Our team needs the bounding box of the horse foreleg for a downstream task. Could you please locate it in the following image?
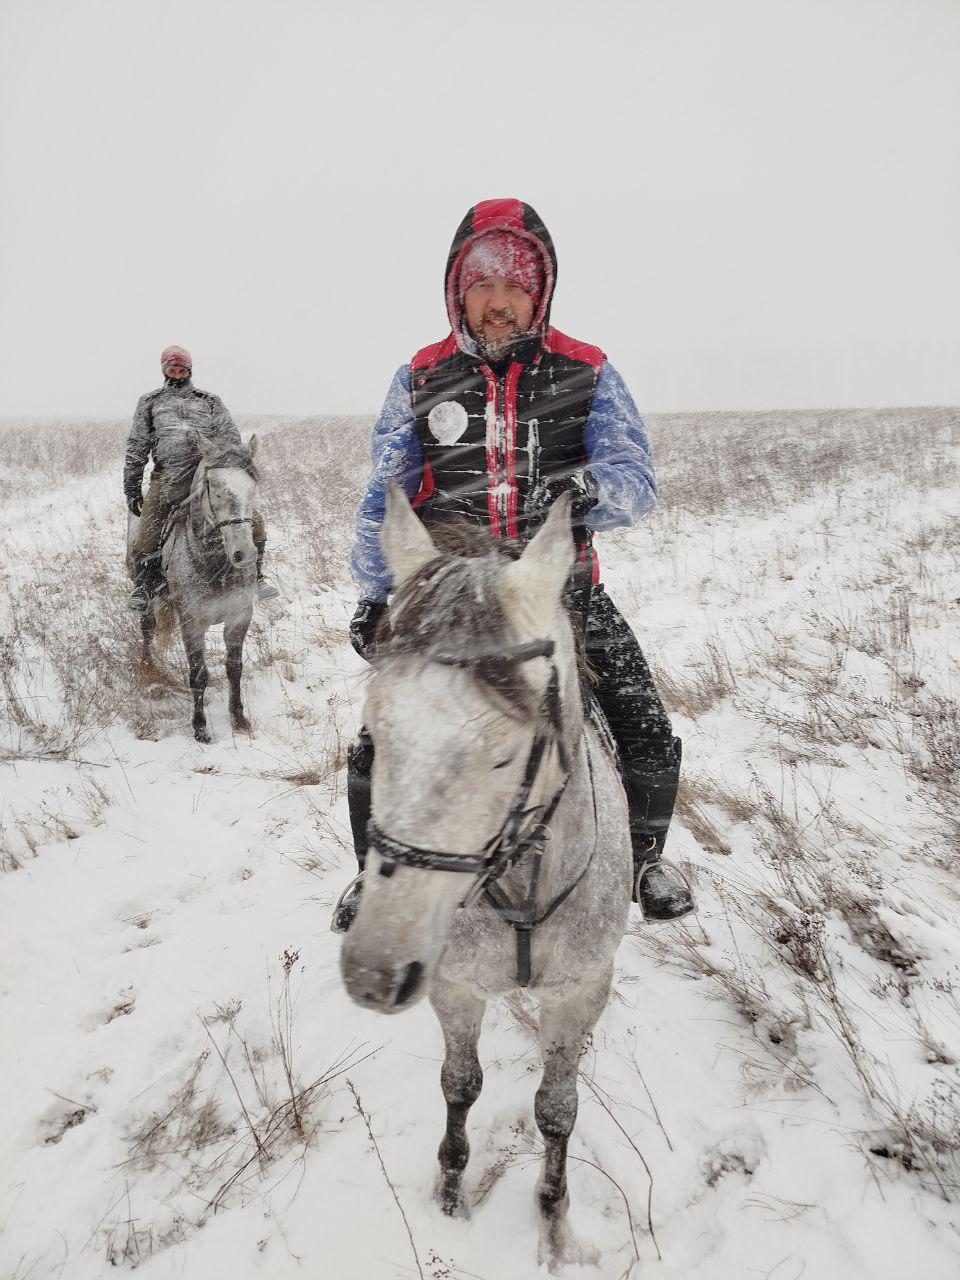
[534,964,612,1270]
[430,977,486,1217]
[224,615,251,733]
[180,619,211,743]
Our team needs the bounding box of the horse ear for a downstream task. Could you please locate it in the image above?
[504,493,576,610]
[381,481,437,589]
[246,433,258,458]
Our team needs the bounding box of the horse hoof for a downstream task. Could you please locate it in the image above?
[194,727,212,744]
[231,714,251,734]
[537,1218,598,1272]
[434,1174,469,1219]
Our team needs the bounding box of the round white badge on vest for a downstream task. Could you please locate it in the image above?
[427,400,469,445]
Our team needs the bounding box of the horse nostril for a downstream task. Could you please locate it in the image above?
[394,961,424,1007]
[233,549,244,564]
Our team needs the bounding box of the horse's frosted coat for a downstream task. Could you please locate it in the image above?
[340,487,633,1269]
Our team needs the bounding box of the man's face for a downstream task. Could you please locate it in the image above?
[464,277,536,358]
[164,363,190,381]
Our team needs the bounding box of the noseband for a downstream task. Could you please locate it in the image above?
[365,637,598,985]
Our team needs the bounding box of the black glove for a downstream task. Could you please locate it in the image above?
[127,493,143,517]
[525,469,599,530]
[350,599,388,662]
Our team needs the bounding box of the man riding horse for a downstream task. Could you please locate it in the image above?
[336,198,694,932]
[124,345,278,610]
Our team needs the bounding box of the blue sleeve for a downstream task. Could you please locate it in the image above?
[583,360,657,531]
[350,365,423,602]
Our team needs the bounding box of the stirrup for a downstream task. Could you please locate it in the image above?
[634,857,695,891]
[330,872,365,934]
[634,844,696,922]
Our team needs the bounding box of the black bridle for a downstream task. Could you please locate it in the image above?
[179,467,255,584]
[365,637,599,986]
[202,469,255,533]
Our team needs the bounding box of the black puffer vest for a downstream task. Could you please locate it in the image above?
[409,200,605,548]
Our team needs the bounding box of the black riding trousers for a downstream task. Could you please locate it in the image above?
[584,585,677,770]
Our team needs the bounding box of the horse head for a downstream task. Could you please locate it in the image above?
[341,484,579,1013]
[191,432,260,570]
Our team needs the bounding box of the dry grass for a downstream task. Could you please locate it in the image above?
[115,954,377,1262]
[0,778,114,873]
[650,637,738,719]
[0,419,125,502]
[636,768,960,1199]
[645,405,959,520]
[252,415,370,590]
[674,782,734,856]
[0,533,176,754]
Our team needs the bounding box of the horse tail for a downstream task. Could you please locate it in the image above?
[152,596,178,650]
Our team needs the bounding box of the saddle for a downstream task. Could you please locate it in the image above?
[584,689,620,774]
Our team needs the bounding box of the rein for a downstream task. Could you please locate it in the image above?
[366,637,599,986]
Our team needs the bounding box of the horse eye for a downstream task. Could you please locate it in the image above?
[492,755,514,770]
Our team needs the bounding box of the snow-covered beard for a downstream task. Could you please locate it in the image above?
[470,311,526,361]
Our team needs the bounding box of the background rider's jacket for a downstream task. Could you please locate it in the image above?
[124,381,242,504]
[351,199,658,603]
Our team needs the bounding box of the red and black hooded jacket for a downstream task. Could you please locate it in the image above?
[409,198,606,547]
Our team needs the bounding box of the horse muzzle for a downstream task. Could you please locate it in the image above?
[341,954,426,1014]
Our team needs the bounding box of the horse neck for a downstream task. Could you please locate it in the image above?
[189,471,211,546]
[514,602,584,762]
[187,466,228,569]
[500,613,589,900]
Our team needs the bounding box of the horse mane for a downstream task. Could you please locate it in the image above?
[381,519,539,718]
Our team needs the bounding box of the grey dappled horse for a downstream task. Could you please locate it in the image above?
[142,433,259,743]
[341,487,633,1270]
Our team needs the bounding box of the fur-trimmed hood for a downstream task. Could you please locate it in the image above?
[444,199,557,354]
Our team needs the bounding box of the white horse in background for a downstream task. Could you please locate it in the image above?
[340,487,633,1269]
[141,433,260,742]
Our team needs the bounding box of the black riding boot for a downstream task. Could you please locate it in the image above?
[585,586,695,922]
[331,729,374,933]
[127,553,163,612]
[622,739,695,921]
[254,540,279,602]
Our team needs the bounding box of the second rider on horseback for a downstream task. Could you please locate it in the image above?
[124,345,278,610]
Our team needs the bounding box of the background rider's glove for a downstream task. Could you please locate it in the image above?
[525,469,599,530]
[127,492,143,517]
[350,598,388,662]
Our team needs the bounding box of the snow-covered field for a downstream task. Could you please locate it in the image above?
[1,407,958,1279]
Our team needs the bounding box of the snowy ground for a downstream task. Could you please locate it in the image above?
[1,408,959,1279]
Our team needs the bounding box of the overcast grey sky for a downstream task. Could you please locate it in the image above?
[1,0,958,418]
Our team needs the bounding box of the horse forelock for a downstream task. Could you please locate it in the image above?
[200,444,260,484]
[383,547,539,718]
